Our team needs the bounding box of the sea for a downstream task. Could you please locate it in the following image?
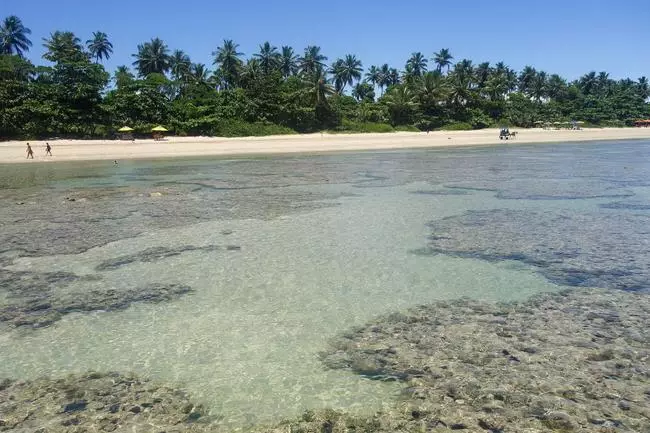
[0,139,648,426]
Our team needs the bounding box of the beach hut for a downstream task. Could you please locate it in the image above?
[151,126,168,141]
[117,126,134,140]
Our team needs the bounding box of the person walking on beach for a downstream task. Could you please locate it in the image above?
[26,143,34,159]
[45,142,52,156]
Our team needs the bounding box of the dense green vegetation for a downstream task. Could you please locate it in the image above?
[1,15,648,139]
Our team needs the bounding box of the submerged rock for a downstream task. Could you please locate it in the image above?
[0,268,193,328]
[415,209,650,292]
[0,372,212,432]
[317,288,650,432]
[95,244,227,271]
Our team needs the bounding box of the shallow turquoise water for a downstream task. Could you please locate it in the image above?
[1,140,649,426]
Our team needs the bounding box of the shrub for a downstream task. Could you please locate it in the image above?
[438,122,473,131]
[211,120,296,137]
[329,120,395,133]
[394,125,420,132]
[599,119,626,128]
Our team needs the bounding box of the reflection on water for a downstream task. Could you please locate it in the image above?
[1,140,649,427]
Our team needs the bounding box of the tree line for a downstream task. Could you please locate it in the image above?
[1,15,648,139]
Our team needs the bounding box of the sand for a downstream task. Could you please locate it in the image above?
[2,128,650,163]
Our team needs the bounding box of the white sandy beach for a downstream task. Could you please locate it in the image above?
[2,128,650,164]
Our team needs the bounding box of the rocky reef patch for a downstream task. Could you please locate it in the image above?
[414,209,650,292]
[0,268,192,328]
[315,289,650,432]
[95,244,238,271]
[0,372,212,432]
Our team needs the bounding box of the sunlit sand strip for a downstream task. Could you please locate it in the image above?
[2,128,650,163]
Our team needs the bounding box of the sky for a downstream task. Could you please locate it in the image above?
[4,0,650,81]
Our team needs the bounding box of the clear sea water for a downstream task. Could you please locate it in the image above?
[1,140,648,427]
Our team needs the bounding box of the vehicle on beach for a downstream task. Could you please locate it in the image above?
[499,127,517,140]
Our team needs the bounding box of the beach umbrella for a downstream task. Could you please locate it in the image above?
[117,126,134,132]
[151,126,168,132]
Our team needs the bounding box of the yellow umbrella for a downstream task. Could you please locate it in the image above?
[151,126,168,132]
[117,126,134,132]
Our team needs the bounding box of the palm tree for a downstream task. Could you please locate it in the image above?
[433,48,453,73]
[505,68,518,93]
[388,68,400,87]
[241,58,262,83]
[330,59,345,94]
[212,39,243,89]
[483,62,516,100]
[352,82,375,102]
[637,76,649,100]
[279,45,299,78]
[518,66,537,95]
[383,84,418,125]
[417,70,448,105]
[618,78,635,92]
[43,31,85,63]
[474,62,491,89]
[365,65,380,89]
[210,68,226,91]
[596,71,612,96]
[578,71,597,95]
[448,60,474,106]
[114,65,134,89]
[299,45,327,75]
[190,63,210,85]
[547,74,567,100]
[494,61,507,75]
[254,41,280,74]
[530,71,548,101]
[484,73,510,101]
[169,49,191,80]
[303,67,334,106]
[330,54,363,94]
[378,63,391,95]
[452,60,473,82]
[132,37,170,77]
[0,15,32,56]
[406,52,427,77]
[402,64,416,87]
[86,31,113,63]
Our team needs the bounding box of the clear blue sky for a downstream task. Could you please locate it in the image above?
[6,0,650,80]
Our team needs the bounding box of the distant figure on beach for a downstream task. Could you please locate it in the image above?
[45,142,52,156]
[113,160,118,165]
[26,143,33,159]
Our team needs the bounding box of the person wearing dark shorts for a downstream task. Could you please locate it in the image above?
[26,143,34,159]
[45,142,52,156]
